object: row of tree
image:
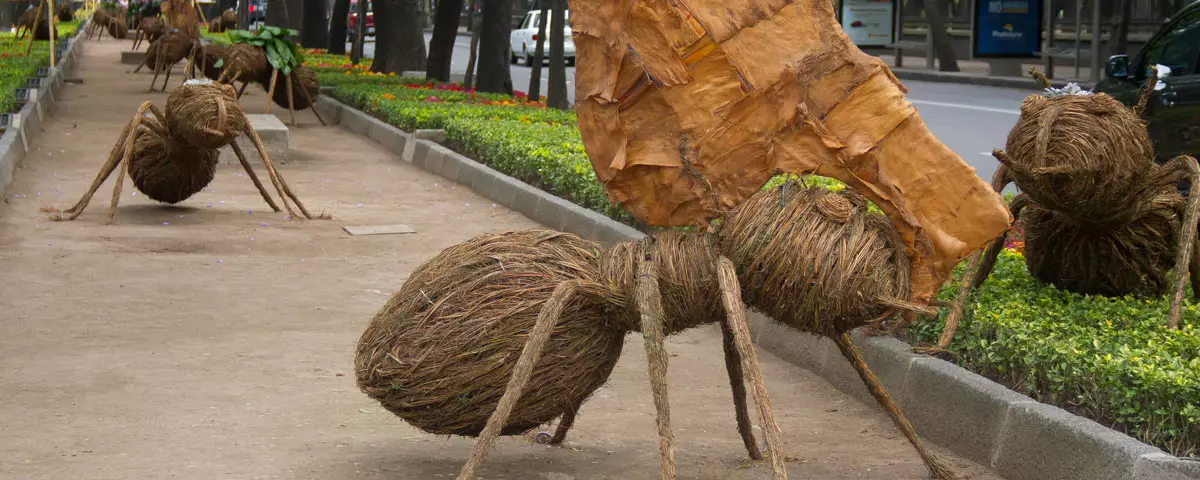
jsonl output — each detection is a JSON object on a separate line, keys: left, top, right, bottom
{"left": 221, "top": 0, "right": 570, "bottom": 108}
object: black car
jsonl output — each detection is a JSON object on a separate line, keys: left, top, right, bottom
{"left": 1094, "top": 0, "right": 1200, "bottom": 163}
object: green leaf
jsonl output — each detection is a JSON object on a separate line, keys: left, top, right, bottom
{"left": 265, "top": 41, "right": 283, "bottom": 70}
{"left": 213, "top": 58, "right": 224, "bottom": 68}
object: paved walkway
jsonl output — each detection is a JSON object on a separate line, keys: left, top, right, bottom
{"left": 0, "top": 37, "right": 1002, "bottom": 479}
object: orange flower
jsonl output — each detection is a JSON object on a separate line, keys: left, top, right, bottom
{"left": 380, "top": 93, "right": 396, "bottom": 100}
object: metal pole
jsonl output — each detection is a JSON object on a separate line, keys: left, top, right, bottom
{"left": 351, "top": 0, "right": 366, "bottom": 64}
{"left": 967, "top": 0, "right": 974, "bottom": 60}
{"left": 1090, "top": 0, "right": 1101, "bottom": 83}
{"left": 1074, "top": 0, "right": 1082, "bottom": 79}
{"left": 925, "top": 22, "right": 934, "bottom": 69}
{"left": 893, "top": 0, "right": 903, "bottom": 68}
{"left": 47, "top": 0, "right": 55, "bottom": 69}
{"left": 1043, "top": 0, "right": 1055, "bottom": 78}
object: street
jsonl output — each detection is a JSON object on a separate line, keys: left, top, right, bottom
{"left": 351, "top": 34, "right": 1026, "bottom": 189}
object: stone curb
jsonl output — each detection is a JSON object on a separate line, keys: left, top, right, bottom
{"left": 891, "top": 68, "right": 1095, "bottom": 91}
{"left": 0, "top": 23, "right": 88, "bottom": 198}
{"left": 313, "top": 95, "right": 1200, "bottom": 480}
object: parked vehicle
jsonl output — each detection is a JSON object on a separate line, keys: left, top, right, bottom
{"left": 509, "top": 9, "right": 574, "bottom": 66}
{"left": 1095, "top": 0, "right": 1200, "bottom": 164}
{"left": 347, "top": 0, "right": 375, "bottom": 42}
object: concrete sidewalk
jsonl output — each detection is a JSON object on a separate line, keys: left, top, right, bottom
{"left": 0, "top": 37, "right": 1002, "bottom": 479}
{"left": 877, "top": 52, "right": 1097, "bottom": 90}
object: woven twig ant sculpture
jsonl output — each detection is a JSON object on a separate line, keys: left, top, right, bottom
{"left": 210, "top": 28, "right": 327, "bottom": 127}
{"left": 15, "top": 3, "right": 55, "bottom": 41}
{"left": 131, "top": 16, "right": 165, "bottom": 51}
{"left": 45, "top": 80, "right": 321, "bottom": 223}
{"left": 938, "top": 68, "right": 1200, "bottom": 348}
{"left": 132, "top": 29, "right": 205, "bottom": 92}
{"left": 356, "top": 184, "right": 955, "bottom": 480}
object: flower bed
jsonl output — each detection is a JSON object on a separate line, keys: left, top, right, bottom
{"left": 0, "top": 20, "right": 82, "bottom": 115}
{"left": 318, "top": 52, "right": 1198, "bottom": 458}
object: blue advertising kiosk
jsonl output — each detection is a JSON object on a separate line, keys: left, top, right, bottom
{"left": 972, "top": 0, "right": 1043, "bottom": 58}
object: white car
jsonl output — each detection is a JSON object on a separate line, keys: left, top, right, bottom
{"left": 509, "top": 9, "right": 575, "bottom": 66}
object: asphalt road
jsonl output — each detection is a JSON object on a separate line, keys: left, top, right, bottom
{"left": 351, "top": 34, "right": 1028, "bottom": 188}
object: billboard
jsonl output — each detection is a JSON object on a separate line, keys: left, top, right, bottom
{"left": 972, "top": 0, "right": 1043, "bottom": 57}
{"left": 840, "top": 0, "right": 897, "bottom": 47}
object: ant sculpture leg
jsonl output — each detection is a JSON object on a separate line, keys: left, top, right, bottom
{"left": 183, "top": 44, "right": 197, "bottom": 83}
{"left": 720, "top": 318, "right": 762, "bottom": 459}
{"left": 456, "top": 280, "right": 583, "bottom": 480}
{"left": 45, "top": 101, "right": 166, "bottom": 224}
{"left": 544, "top": 402, "right": 581, "bottom": 444}
{"left": 42, "top": 113, "right": 138, "bottom": 220}
{"left": 264, "top": 69, "right": 279, "bottom": 115}
{"left": 234, "top": 116, "right": 320, "bottom": 219}
{"left": 227, "top": 141, "right": 282, "bottom": 213}
{"left": 831, "top": 332, "right": 956, "bottom": 480}
{"left": 159, "top": 54, "right": 175, "bottom": 91}
{"left": 147, "top": 42, "right": 164, "bottom": 92}
{"left": 1167, "top": 155, "right": 1200, "bottom": 328}
{"left": 936, "top": 157, "right": 1019, "bottom": 349}
{"left": 133, "top": 47, "right": 150, "bottom": 74}
{"left": 284, "top": 73, "right": 298, "bottom": 126}
{"left": 716, "top": 256, "right": 788, "bottom": 479}
{"left": 294, "top": 75, "right": 328, "bottom": 126}
{"left": 635, "top": 256, "right": 678, "bottom": 480}
{"left": 938, "top": 194, "right": 1032, "bottom": 350}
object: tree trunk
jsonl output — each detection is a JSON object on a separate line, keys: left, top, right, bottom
{"left": 285, "top": 0, "right": 303, "bottom": 30}
{"left": 371, "top": 0, "right": 427, "bottom": 73}
{"left": 328, "top": 0, "right": 350, "bottom": 54}
{"left": 266, "top": 0, "right": 287, "bottom": 26}
{"left": 474, "top": 0, "right": 513, "bottom": 94}
{"left": 237, "top": 0, "right": 250, "bottom": 28}
{"left": 546, "top": 0, "right": 567, "bottom": 108}
{"left": 301, "top": 0, "right": 328, "bottom": 48}
{"left": 527, "top": 1, "right": 548, "bottom": 100}
{"left": 350, "top": 0, "right": 368, "bottom": 64}
{"left": 464, "top": 2, "right": 481, "bottom": 89}
{"left": 1111, "top": 0, "right": 1133, "bottom": 55}
{"left": 917, "top": 0, "right": 959, "bottom": 72}
{"left": 425, "top": 0, "right": 464, "bottom": 81}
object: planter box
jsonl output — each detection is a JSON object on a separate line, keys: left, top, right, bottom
{"left": 15, "top": 88, "right": 30, "bottom": 103}
{"left": 25, "top": 77, "right": 43, "bottom": 89}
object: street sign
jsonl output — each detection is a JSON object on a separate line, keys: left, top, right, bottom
{"left": 972, "top": 0, "right": 1043, "bottom": 57}
{"left": 838, "top": 0, "right": 897, "bottom": 47}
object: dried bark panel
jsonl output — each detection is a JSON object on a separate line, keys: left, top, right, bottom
{"left": 571, "top": 0, "right": 1013, "bottom": 308}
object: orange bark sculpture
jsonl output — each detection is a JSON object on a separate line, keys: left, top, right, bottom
{"left": 571, "top": 0, "right": 1013, "bottom": 316}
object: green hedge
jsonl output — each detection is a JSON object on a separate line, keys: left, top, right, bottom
{"left": 910, "top": 252, "right": 1199, "bottom": 457}
{"left": 445, "top": 117, "right": 630, "bottom": 222}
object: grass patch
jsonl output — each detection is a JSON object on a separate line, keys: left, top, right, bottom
{"left": 0, "top": 19, "right": 82, "bottom": 114}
